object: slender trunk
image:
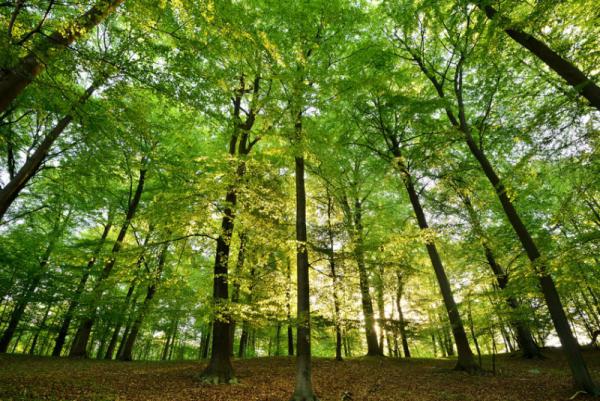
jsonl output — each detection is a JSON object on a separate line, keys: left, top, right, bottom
{"left": 477, "top": 2, "right": 600, "bottom": 111}
{"left": 326, "top": 193, "right": 343, "bottom": 361}
{"left": 462, "top": 124, "right": 597, "bottom": 392}
{"left": 375, "top": 266, "right": 386, "bottom": 354}
{"left": 452, "top": 59, "right": 597, "bottom": 391}
{"left": 275, "top": 323, "right": 282, "bottom": 356}
{"left": 461, "top": 194, "right": 541, "bottom": 358}
{"left": 104, "top": 280, "right": 136, "bottom": 359}
{"left": 69, "top": 166, "right": 147, "bottom": 358}
{"left": 28, "top": 302, "right": 51, "bottom": 355}
{"left": 229, "top": 233, "right": 247, "bottom": 356}
{"left": 286, "top": 259, "right": 294, "bottom": 357}
{"left": 395, "top": 155, "right": 478, "bottom": 371}
{"left": 290, "top": 149, "right": 317, "bottom": 400}
{"left": 202, "top": 323, "right": 212, "bottom": 359}
{"left": 53, "top": 217, "right": 112, "bottom": 356}
{"left": 0, "top": 82, "right": 99, "bottom": 220}
{"left": 0, "top": 0, "right": 123, "bottom": 113}
{"left": 396, "top": 273, "right": 411, "bottom": 358}
{"left": 467, "top": 300, "right": 482, "bottom": 367}
{"left": 238, "top": 321, "right": 249, "bottom": 358}
{"left": 351, "top": 199, "right": 382, "bottom": 356}
{"left": 0, "top": 216, "right": 63, "bottom": 352}
{"left": 120, "top": 241, "right": 168, "bottom": 361}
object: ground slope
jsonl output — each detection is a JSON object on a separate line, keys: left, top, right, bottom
{"left": 1, "top": 349, "right": 599, "bottom": 401}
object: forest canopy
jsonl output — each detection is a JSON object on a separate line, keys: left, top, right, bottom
{"left": 0, "top": 0, "right": 599, "bottom": 400}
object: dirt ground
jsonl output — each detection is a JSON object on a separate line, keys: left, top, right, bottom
{"left": 1, "top": 349, "right": 599, "bottom": 401}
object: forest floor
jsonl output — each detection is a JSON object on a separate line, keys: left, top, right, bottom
{"left": 1, "top": 348, "right": 599, "bottom": 401}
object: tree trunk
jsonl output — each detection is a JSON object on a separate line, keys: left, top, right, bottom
{"left": 462, "top": 126, "right": 597, "bottom": 392}
{"left": 396, "top": 273, "right": 411, "bottom": 358}
{"left": 477, "top": 2, "right": 600, "bottom": 111}
{"left": 395, "top": 155, "right": 479, "bottom": 372}
{"left": 0, "top": 214, "right": 64, "bottom": 353}
{"left": 0, "top": 0, "right": 123, "bottom": 114}
{"left": 229, "top": 233, "right": 247, "bottom": 356}
{"left": 286, "top": 259, "right": 294, "bottom": 357}
{"left": 69, "top": 165, "right": 147, "bottom": 358}
{"left": 0, "top": 82, "right": 99, "bottom": 221}
{"left": 351, "top": 199, "right": 382, "bottom": 356}
{"left": 28, "top": 302, "right": 51, "bottom": 355}
{"left": 290, "top": 148, "right": 317, "bottom": 401}
{"left": 104, "top": 280, "right": 136, "bottom": 360}
{"left": 53, "top": 217, "right": 112, "bottom": 356}
{"left": 461, "top": 193, "right": 542, "bottom": 358}
{"left": 120, "top": 241, "right": 168, "bottom": 361}
{"left": 326, "top": 193, "right": 343, "bottom": 361}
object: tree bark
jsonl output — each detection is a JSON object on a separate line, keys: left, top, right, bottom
{"left": 53, "top": 217, "right": 113, "bottom": 356}
{"left": 69, "top": 165, "right": 147, "bottom": 358}
{"left": 0, "top": 213, "right": 65, "bottom": 353}
{"left": 460, "top": 193, "right": 541, "bottom": 358}
{"left": 290, "top": 111, "right": 317, "bottom": 401}
{"left": 120, "top": 241, "right": 169, "bottom": 361}
{"left": 394, "top": 154, "right": 479, "bottom": 372}
{"left": 104, "top": 280, "right": 136, "bottom": 360}
{"left": 396, "top": 273, "right": 411, "bottom": 358}
{"left": 0, "top": 82, "right": 99, "bottom": 221}
{"left": 348, "top": 198, "right": 382, "bottom": 356}
{"left": 201, "top": 77, "right": 259, "bottom": 383}
{"left": 458, "top": 108, "right": 598, "bottom": 392}
{"left": 477, "top": 2, "right": 600, "bottom": 111}
{"left": 325, "top": 193, "right": 343, "bottom": 361}
{"left": 0, "top": 0, "right": 124, "bottom": 114}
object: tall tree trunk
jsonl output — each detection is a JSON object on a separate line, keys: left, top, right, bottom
{"left": 0, "top": 82, "right": 99, "bottom": 221}
{"left": 476, "top": 2, "right": 600, "bottom": 111}
{"left": 120, "top": 241, "right": 168, "bottom": 361}
{"left": 291, "top": 154, "right": 316, "bottom": 400}
{"left": 349, "top": 198, "right": 382, "bottom": 356}
{"left": 0, "top": 213, "right": 65, "bottom": 352}
{"left": 53, "top": 217, "right": 112, "bottom": 356}
{"left": 290, "top": 112, "right": 317, "bottom": 401}
{"left": 0, "top": 0, "right": 123, "bottom": 114}
{"left": 229, "top": 233, "right": 247, "bottom": 356}
{"left": 104, "top": 280, "right": 136, "bottom": 360}
{"left": 375, "top": 266, "right": 386, "bottom": 354}
{"left": 394, "top": 154, "right": 478, "bottom": 372}
{"left": 28, "top": 302, "right": 51, "bottom": 355}
{"left": 69, "top": 165, "right": 147, "bottom": 358}
{"left": 201, "top": 77, "right": 260, "bottom": 381}
{"left": 286, "top": 259, "right": 294, "bottom": 357}
{"left": 456, "top": 100, "right": 597, "bottom": 392}
{"left": 460, "top": 193, "right": 542, "bottom": 358}
{"left": 325, "top": 193, "right": 343, "bottom": 361}
{"left": 396, "top": 273, "right": 411, "bottom": 358}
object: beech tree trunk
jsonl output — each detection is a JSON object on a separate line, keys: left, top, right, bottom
{"left": 457, "top": 106, "right": 598, "bottom": 393}
{"left": 325, "top": 193, "right": 343, "bottom": 361}
{"left": 0, "top": 82, "right": 99, "bottom": 221}
{"left": 104, "top": 280, "right": 136, "bottom": 360}
{"left": 0, "top": 0, "right": 123, "bottom": 114}
{"left": 290, "top": 112, "right": 317, "bottom": 401}
{"left": 290, "top": 152, "right": 317, "bottom": 400}
{"left": 53, "top": 217, "right": 113, "bottom": 356}
{"left": 393, "top": 153, "right": 479, "bottom": 372}
{"left": 120, "top": 241, "right": 168, "bottom": 361}
{"left": 348, "top": 198, "right": 382, "bottom": 356}
{"left": 396, "top": 273, "right": 411, "bottom": 358}
{"left": 69, "top": 165, "right": 147, "bottom": 358}
{"left": 0, "top": 212, "right": 65, "bottom": 353}
{"left": 477, "top": 2, "right": 600, "bottom": 111}
{"left": 460, "top": 193, "right": 541, "bottom": 358}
